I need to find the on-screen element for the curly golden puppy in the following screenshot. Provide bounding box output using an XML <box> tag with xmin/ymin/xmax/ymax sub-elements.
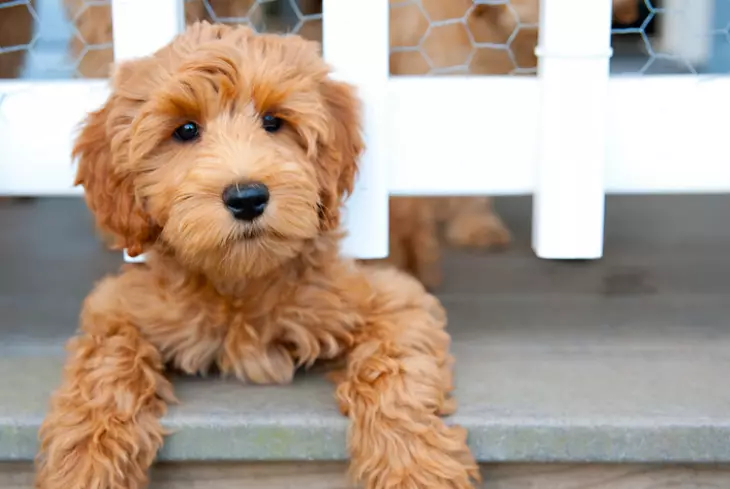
<box><xmin>58</xmin><ymin>0</ymin><xmax>510</xmax><ymax>289</ymax></box>
<box><xmin>35</xmin><ymin>22</ymin><xmax>478</xmax><ymax>489</ymax></box>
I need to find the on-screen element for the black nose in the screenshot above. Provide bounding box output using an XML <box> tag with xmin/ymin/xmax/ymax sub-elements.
<box><xmin>222</xmin><ymin>182</ymin><xmax>270</xmax><ymax>221</ymax></box>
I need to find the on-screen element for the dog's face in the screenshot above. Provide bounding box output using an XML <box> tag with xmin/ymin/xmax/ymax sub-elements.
<box><xmin>74</xmin><ymin>23</ymin><xmax>363</xmax><ymax>278</ymax></box>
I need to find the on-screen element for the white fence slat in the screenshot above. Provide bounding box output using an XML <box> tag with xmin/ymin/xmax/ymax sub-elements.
<box><xmin>0</xmin><ymin>80</ymin><xmax>105</xmax><ymax>196</ymax></box>
<box><xmin>606</xmin><ymin>76</ymin><xmax>730</xmax><ymax>193</ymax></box>
<box><xmin>659</xmin><ymin>0</ymin><xmax>714</xmax><ymax>69</ymax></box>
<box><xmin>531</xmin><ymin>0</ymin><xmax>613</xmax><ymax>259</ymax></box>
<box><xmin>387</xmin><ymin>76</ymin><xmax>539</xmax><ymax>196</ymax></box>
<box><xmin>322</xmin><ymin>0</ymin><xmax>389</xmax><ymax>259</ymax></box>
<box><xmin>111</xmin><ymin>0</ymin><xmax>184</xmax><ymax>62</ymax></box>
<box><xmin>3</xmin><ymin>75</ymin><xmax>730</xmax><ymax>196</ymax></box>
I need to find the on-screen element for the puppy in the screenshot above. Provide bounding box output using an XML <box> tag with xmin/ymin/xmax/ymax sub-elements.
<box><xmin>56</xmin><ymin>0</ymin><xmax>637</xmax><ymax>289</ymax></box>
<box><xmin>56</xmin><ymin>0</ymin><xmax>513</xmax><ymax>288</ymax></box>
<box><xmin>385</xmin><ymin>0</ymin><xmax>641</xmax><ymax>288</ymax></box>
<box><xmin>35</xmin><ymin>22</ymin><xmax>478</xmax><ymax>489</ymax></box>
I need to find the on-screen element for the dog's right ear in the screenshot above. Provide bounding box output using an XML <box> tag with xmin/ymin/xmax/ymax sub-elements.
<box><xmin>73</xmin><ymin>67</ymin><xmax>159</xmax><ymax>257</ymax></box>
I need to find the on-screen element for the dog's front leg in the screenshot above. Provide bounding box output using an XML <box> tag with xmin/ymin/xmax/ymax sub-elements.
<box><xmin>443</xmin><ymin>196</ymin><xmax>512</xmax><ymax>251</ymax></box>
<box><xmin>36</xmin><ymin>288</ymin><xmax>175</xmax><ymax>489</ymax></box>
<box><xmin>336</xmin><ymin>266</ymin><xmax>479</xmax><ymax>489</ymax></box>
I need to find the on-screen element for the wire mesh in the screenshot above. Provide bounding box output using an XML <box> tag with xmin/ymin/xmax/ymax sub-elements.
<box><xmin>1</xmin><ymin>1</ymin><xmax>728</xmax><ymax>80</ymax></box>
<box><xmin>0</xmin><ymin>0</ymin><xmax>324</xmax><ymax>80</ymax></box>
<box><xmin>610</xmin><ymin>0</ymin><xmax>730</xmax><ymax>75</ymax></box>
<box><xmin>389</xmin><ymin>0</ymin><xmax>539</xmax><ymax>76</ymax></box>
<box><xmin>0</xmin><ymin>0</ymin><xmax>39</xmax><ymax>78</ymax></box>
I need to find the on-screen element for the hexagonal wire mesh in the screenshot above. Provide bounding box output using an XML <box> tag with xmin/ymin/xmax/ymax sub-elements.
<box><xmin>0</xmin><ymin>0</ymin><xmax>324</xmax><ymax>80</ymax></box>
<box><xmin>2</xmin><ymin>0</ymin><xmax>727</xmax><ymax>79</ymax></box>
<box><xmin>389</xmin><ymin>0</ymin><xmax>540</xmax><ymax>76</ymax></box>
<box><xmin>0</xmin><ymin>0</ymin><xmax>39</xmax><ymax>78</ymax></box>
<box><xmin>0</xmin><ymin>0</ymin><xmax>541</xmax><ymax>80</ymax></box>
<box><xmin>70</xmin><ymin>0</ymin><xmax>324</xmax><ymax>77</ymax></box>
<box><xmin>202</xmin><ymin>0</ymin><xmax>323</xmax><ymax>39</ymax></box>
<box><xmin>610</xmin><ymin>0</ymin><xmax>730</xmax><ymax>74</ymax></box>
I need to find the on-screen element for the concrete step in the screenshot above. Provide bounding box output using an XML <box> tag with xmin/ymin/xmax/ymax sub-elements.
<box><xmin>1</xmin><ymin>195</ymin><xmax>730</xmax><ymax>466</ymax></box>
<box><xmin>5</xmin><ymin>462</ymin><xmax>730</xmax><ymax>488</ymax></box>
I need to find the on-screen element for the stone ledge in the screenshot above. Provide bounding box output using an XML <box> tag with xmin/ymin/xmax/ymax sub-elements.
<box><xmin>5</xmin><ymin>462</ymin><xmax>730</xmax><ymax>489</ymax></box>
<box><xmin>2</xmin><ymin>196</ymin><xmax>730</xmax><ymax>463</ymax></box>
<box><xmin>3</xmin><ymin>306</ymin><xmax>730</xmax><ymax>464</ymax></box>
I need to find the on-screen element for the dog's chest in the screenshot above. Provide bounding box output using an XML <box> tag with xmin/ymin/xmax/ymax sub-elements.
<box><xmin>149</xmin><ymin>282</ymin><xmax>361</xmax><ymax>382</ymax></box>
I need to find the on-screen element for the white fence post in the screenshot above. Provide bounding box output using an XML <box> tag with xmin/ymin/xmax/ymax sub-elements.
<box><xmin>322</xmin><ymin>0</ymin><xmax>389</xmax><ymax>259</ymax></box>
<box><xmin>111</xmin><ymin>0</ymin><xmax>184</xmax><ymax>61</ymax></box>
<box><xmin>532</xmin><ymin>0</ymin><xmax>612</xmax><ymax>259</ymax></box>
<box><xmin>659</xmin><ymin>0</ymin><xmax>714</xmax><ymax>70</ymax></box>
<box><xmin>111</xmin><ymin>0</ymin><xmax>184</xmax><ymax>263</ymax></box>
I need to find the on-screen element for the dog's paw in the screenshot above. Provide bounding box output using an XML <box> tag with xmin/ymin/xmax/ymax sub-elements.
<box><xmin>355</xmin><ymin>420</ymin><xmax>479</xmax><ymax>489</ymax></box>
<box><xmin>445</xmin><ymin>213</ymin><xmax>512</xmax><ymax>250</ymax></box>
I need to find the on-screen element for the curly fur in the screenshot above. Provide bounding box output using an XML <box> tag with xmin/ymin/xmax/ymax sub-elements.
<box><xmin>35</xmin><ymin>23</ymin><xmax>478</xmax><ymax>489</ymax></box>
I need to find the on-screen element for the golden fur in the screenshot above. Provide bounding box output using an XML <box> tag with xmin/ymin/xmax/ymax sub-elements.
<box><xmin>35</xmin><ymin>22</ymin><xmax>478</xmax><ymax>489</ymax></box>
<box><xmin>54</xmin><ymin>0</ymin><xmax>639</xmax><ymax>289</ymax></box>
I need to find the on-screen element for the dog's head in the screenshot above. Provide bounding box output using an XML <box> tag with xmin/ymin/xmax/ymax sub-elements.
<box><xmin>74</xmin><ymin>22</ymin><xmax>363</xmax><ymax>278</ymax></box>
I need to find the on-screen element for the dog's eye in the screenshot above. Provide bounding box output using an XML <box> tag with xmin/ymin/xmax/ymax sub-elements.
<box><xmin>261</xmin><ymin>113</ymin><xmax>283</xmax><ymax>133</ymax></box>
<box><xmin>173</xmin><ymin>122</ymin><xmax>200</xmax><ymax>142</ymax></box>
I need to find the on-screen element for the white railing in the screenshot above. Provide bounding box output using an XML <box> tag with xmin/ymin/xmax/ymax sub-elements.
<box><xmin>1</xmin><ymin>0</ymin><xmax>728</xmax><ymax>261</ymax></box>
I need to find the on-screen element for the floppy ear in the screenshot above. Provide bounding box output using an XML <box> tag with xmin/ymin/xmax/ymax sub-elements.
<box><xmin>317</xmin><ymin>79</ymin><xmax>364</xmax><ymax>231</ymax></box>
<box><xmin>73</xmin><ymin>95</ymin><xmax>158</xmax><ymax>257</ymax></box>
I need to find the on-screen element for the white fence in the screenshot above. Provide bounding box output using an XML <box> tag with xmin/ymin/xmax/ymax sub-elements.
<box><xmin>0</xmin><ymin>0</ymin><xmax>728</xmax><ymax>261</ymax></box>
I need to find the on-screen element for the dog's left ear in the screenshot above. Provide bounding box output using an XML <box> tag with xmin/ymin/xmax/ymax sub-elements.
<box><xmin>317</xmin><ymin>79</ymin><xmax>364</xmax><ymax>231</ymax></box>
<box><xmin>73</xmin><ymin>58</ymin><xmax>164</xmax><ymax>257</ymax></box>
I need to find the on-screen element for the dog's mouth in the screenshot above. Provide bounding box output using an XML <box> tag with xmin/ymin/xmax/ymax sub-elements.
<box><xmin>234</xmin><ymin>225</ymin><xmax>285</xmax><ymax>242</ymax></box>
<box><xmin>238</xmin><ymin>226</ymin><xmax>264</xmax><ymax>241</ymax></box>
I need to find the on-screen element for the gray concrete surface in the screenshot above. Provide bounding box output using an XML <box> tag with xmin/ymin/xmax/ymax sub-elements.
<box><xmin>1</xmin><ymin>195</ymin><xmax>730</xmax><ymax>463</ymax></box>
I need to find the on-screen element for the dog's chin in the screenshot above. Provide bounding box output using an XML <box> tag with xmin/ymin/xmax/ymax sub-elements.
<box><xmin>235</xmin><ymin>223</ymin><xmax>278</xmax><ymax>242</ymax></box>
<box><xmin>240</xmin><ymin>228</ymin><xmax>263</xmax><ymax>240</ymax></box>
<box><xmin>170</xmin><ymin>227</ymin><xmax>309</xmax><ymax>283</ymax></box>
<box><xmin>226</xmin><ymin>236</ymin><xmax>307</xmax><ymax>281</ymax></box>
<box><xmin>162</xmin><ymin>203</ymin><xmax>320</xmax><ymax>282</ymax></box>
